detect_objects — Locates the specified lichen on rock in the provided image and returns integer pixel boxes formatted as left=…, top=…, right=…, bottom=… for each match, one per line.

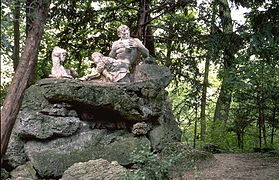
left=61, top=159, right=128, bottom=180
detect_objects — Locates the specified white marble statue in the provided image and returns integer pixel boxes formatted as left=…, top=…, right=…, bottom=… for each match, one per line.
left=81, top=25, right=150, bottom=82
left=49, top=46, right=77, bottom=79
left=80, top=52, right=129, bottom=82
left=109, top=25, right=149, bottom=67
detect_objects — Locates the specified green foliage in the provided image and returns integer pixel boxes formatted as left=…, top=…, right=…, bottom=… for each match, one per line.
left=169, top=0, right=279, bottom=152
left=1, top=1, right=14, bottom=60
left=155, top=7, right=204, bottom=84
left=1, top=0, right=24, bottom=105
left=124, top=143, right=213, bottom=180
left=124, top=147, right=175, bottom=180
left=223, top=1, right=279, bottom=151
left=38, top=0, right=140, bottom=78
left=0, top=82, right=10, bottom=106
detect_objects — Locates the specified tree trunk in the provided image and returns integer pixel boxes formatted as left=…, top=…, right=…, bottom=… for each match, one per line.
left=213, top=72, right=232, bottom=122
left=241, top=132, right=244, bottom=150
left=165, top=28, right=174, bottom=67
left=200, top=57, right=210, bottom=143
left=26, top=0, right=38, bottom=84
left=271, top=124, right=276, bottom=146
left=137, top=0, right=155, bottom=56
left=236, top=131, right=241, bottom=149
left=193, top=102, right=199, bottom=148
left=270, top=106, right=276, bottom=145
left=193, top=116, right=198, bottom=149
left=1, top=0, right=50, bottom=160
left=25, top=0, right=33, bottom=36
left=213, top=0, right=234, bottom=123
left=258, top=121, right=262, bottom=149
left=263, top=117, right=267, bottom=146
left=164, top=5, right=176, bottom=68
left=13, top=0, right=20, bottom=71
left=257, top=94, right=263, bottom=149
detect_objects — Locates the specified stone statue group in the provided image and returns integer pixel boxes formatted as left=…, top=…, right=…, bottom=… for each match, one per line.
left=49, top=25, right=150, bottom=83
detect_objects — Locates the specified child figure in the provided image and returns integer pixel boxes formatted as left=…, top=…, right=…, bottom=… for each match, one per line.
left=80, top=52, right=130, bottom=82
left=49, top=46, right=77, bottom=79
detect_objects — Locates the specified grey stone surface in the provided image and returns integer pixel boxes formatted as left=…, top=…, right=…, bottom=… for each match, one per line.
left=148, top=100, right=182, bottom=151
left=20, top=85, right=49, bottom=112
left=133, top=64, right=172, bottom=87
left=25, top=130, right=150, bottom=177
left=10, top=162, right=37, bottom=180
left=3, top=120, right=27, bottom=169
left=18, top=112, right=81, bottom=139
left=40, top=103, right=78, bottom=117
left=61, top=159, right=127, bottom=180
left=40, top=78, right=166, bottom=122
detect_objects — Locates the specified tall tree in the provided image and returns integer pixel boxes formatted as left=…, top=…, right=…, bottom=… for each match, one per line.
left=213, top=0, right=235, bottom=123
left=200, top=58, right=210, bottom=143
left=25, top=0, right=33, bottom=36
left=13, top=0, right=20, bottom=71
left=1, top=0, right=50, bottom=160
left=137, top=0, right=155, bottom=56
left=200, top=1, right=218, bottom=143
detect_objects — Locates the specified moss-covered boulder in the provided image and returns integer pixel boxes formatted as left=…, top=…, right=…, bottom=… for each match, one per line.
left=2, top=121, right=27, bottom=169
left=10, top=162, right=37, bottom=180
left=25, top=130, right=150, bottom=177
left=18, top=112, right=81, bottom=139
left=1, top=168, right=9, bottom=180
left=61, top=159, right=128, bottom=180
left=4, top=64, right=181, bottom=179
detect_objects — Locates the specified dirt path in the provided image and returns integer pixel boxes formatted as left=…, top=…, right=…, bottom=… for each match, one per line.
left=182, top=153, right=279, bottom=180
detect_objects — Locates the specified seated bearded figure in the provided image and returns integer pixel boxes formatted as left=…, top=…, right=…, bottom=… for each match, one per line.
left=49, top=46, right=77, bottom=79
left=81, top=25, right=150, bottom=82
left=109, top=25, right=149, bottom=68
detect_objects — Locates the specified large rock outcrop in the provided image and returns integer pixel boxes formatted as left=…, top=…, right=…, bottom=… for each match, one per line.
left=3, top=64, right=181, bottom=178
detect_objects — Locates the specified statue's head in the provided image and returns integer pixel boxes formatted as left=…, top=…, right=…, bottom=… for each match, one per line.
left=52, top=46, right=67, bottom=62
left=117, top=25, right=130, bottom=39
left=92, top=52, right=103, bottom=63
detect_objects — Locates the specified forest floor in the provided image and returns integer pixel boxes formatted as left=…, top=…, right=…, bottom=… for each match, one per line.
left=180, top=153, right=279, bottom=180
